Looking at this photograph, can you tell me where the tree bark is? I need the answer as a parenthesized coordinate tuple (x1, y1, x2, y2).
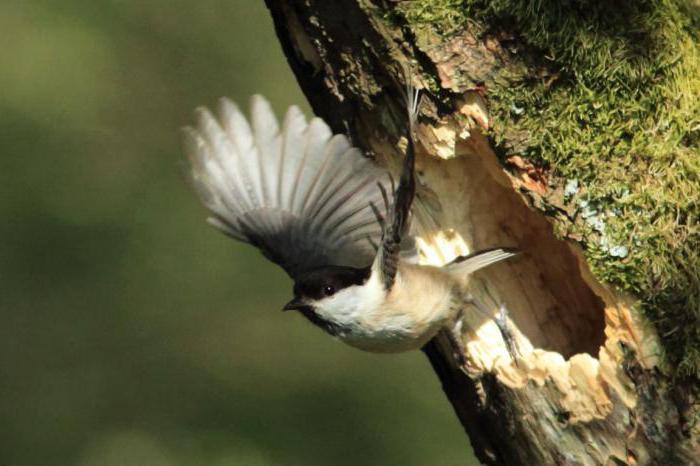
(263, 1, 699, 464)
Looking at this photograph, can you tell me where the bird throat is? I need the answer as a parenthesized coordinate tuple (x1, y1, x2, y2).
(298, 307, 344, 337)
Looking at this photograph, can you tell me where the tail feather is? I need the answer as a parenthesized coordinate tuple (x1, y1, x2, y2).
(445, 247, 519, 276)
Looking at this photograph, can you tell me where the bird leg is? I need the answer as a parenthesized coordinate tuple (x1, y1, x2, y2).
(494, 303, 521, 365)
(466, 294, 521, 366)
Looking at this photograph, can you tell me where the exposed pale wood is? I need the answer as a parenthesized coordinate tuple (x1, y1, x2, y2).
(264, 1, 698, 464)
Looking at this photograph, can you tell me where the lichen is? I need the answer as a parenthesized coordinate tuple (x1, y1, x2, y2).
(397, 1, 700, 380)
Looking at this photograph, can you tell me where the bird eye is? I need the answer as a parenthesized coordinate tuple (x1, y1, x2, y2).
(323, 284, 335, 296)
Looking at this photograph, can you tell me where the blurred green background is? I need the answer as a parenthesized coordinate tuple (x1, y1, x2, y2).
(0, 1, 477, 465)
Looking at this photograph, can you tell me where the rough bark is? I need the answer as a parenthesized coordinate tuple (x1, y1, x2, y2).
(263, 1, 699, 465)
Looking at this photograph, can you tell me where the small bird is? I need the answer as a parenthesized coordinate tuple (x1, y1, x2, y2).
(185, 84, 517, 356)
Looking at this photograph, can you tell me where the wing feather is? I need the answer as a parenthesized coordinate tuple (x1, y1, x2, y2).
(290, 118, 332, 214)
(249, 95, 281, 205)
(220, 98, 266, 210)
(186, 95, 389, 279)
(278, 105, 308, 208)
(185, 126, 246, 222)
(372, 83, 420, 290)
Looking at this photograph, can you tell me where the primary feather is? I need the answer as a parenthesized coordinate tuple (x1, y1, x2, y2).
(374, 83, 421, 291)
(186, 95, 391, 279)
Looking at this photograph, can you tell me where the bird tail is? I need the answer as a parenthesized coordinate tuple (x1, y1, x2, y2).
(444, 247, 519, 276)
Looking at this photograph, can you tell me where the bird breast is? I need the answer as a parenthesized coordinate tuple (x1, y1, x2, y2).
(331, 264, 460, 353)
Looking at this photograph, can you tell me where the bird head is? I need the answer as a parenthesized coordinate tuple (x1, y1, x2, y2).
(283, 265, 371, 329)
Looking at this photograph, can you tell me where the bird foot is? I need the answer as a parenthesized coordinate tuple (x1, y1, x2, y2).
(493, 303, 521, 367)
(466, 295, 521, 367)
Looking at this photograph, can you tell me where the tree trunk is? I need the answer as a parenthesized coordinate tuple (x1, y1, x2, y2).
(263, 1, 699, 464)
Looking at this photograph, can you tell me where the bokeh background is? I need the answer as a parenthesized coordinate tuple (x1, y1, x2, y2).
(1, 1, 478, 465)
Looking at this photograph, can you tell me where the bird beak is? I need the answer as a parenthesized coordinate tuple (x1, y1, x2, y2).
(283, 297, 305, 312)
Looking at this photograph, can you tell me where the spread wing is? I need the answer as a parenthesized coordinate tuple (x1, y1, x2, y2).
(185, 95, 390, 279)
(373, 84, 421, 290)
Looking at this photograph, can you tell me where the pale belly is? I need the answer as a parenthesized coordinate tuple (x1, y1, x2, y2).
(335, 288, 459, 353)
(337, 318, 448, 353)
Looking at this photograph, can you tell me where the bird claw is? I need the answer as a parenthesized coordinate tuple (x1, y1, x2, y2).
(493, 303, 521, 366)
(466, 295, 521, 367)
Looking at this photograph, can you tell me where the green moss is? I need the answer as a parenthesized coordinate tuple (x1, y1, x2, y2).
(393, 0, 469, 35)
(399, 1, 700, 380)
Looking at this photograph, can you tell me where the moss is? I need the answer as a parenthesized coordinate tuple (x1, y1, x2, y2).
(392, 0, 470, 36)
(397, 1, 700, 380)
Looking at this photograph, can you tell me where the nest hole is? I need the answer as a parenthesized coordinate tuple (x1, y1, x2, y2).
(419, 135, 607, 359)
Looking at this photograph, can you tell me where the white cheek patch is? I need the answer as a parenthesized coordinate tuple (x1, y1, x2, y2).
(314, 274, 385, 328)
(315, 287, 364, 323)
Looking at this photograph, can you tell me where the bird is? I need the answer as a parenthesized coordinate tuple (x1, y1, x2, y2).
(184, 83, 518, 357)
